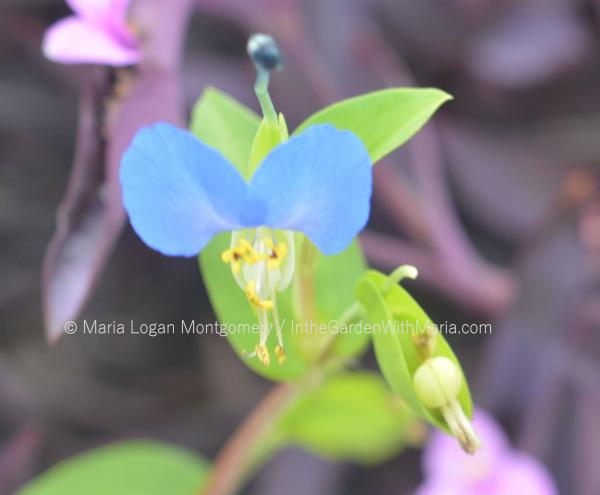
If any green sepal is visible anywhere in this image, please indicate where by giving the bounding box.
[356,270,473,434]
[246,113,287,179]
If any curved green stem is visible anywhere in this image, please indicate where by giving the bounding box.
[202,383,295,495]
[293,238,320,322]
[201,299,363,495]
[254,70,278,125]
[314,302,364,364]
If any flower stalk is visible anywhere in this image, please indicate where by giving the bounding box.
[247,33,282,126]
[202,384,294,495]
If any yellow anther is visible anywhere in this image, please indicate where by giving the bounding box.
[237,238,261,264]
[255,343,270,366]
[221,248,242,273]
[238,238,252,250]
[274,345,286,364]
[265,239,287,270]
[221,238,264,273]
[244,281,274,310]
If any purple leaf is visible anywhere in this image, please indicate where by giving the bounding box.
[42,71,111,343]
[0,426,41,494]
[43,69,182,343]
[42,0,190,342]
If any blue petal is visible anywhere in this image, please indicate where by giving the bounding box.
[249,124,372,254]
[120,123,248,256]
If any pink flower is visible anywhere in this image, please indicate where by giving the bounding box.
[42,0,141,66]
[416,409,558,495]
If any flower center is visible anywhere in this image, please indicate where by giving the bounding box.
[221,227,294,366]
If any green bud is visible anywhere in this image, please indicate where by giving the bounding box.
[413,357,462,408]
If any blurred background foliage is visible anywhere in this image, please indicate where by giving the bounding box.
[1,0,599,493]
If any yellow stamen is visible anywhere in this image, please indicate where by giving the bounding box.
[238,238,261,264]
[245,281,274,310]
[271,301,286,365]
[221,249,234,263]
[255,343,270,366]
[221,249,242,273]
[265,239,287,270]
[221,238,263,273]
[223,231,294,368]
[274,345,286,364]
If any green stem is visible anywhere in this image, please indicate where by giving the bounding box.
[382,264,418,293]
[202,298,363,495]
[315,302,364,365]
[254,70,278,125]
[202,384,295,495]
[293,239,320,322]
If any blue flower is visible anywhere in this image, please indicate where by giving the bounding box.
[120,122,372,365]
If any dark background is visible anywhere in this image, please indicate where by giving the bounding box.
[1,0,600,493]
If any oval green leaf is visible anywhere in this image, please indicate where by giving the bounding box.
[278,372,416,464]
[200,235,369,381]
[190,86,260,174]
[295,88,452,164]
[19,440,210,495]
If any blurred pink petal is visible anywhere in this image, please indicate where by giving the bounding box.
[66,0,114,19]
[43,16,140,66]
[66,0,132,35]
[423,410,508,484]
[43,0,139,66]
[104,0,133,31]
[415,480,462,495]
[417,409,558,495]
[491,454,558,495]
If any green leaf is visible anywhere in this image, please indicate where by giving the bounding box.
[356,270,473,434]
[190,86,260,174]
[199,233,308,381]
[18,440,210,495]
[278,372,416,464]
[247,120,279,178]
[312,240,369,359]
[199,236,369,381]
[295,88,452,164]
